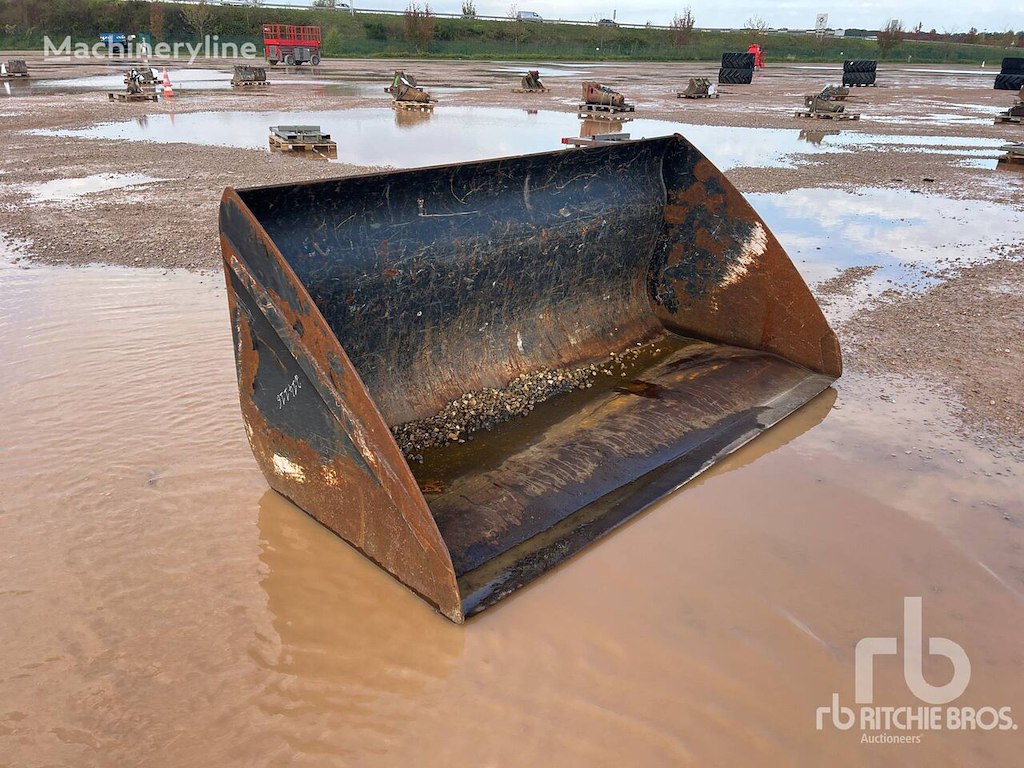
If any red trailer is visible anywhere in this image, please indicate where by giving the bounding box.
[262,24,322,66]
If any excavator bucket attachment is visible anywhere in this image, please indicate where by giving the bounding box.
[5,59,29,76]
[583,81,628,107]
[805,93,845,113]
[519,70,547,91]
[679,77,714,98]
[386,70,432,103]
[232,65,267,86]
[220,135,841,623]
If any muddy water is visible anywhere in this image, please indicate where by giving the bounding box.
[2,244,1023,766]
[34,67,234,92]
[34,106,1006,171]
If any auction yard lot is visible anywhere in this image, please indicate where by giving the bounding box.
[1,55,1022,767]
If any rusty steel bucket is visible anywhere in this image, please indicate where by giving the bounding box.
[220,135,842,623]
[583,81,626,107]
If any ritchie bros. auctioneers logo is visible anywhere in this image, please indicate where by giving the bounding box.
[817,597,1017,744]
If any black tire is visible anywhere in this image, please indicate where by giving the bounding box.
[1000,57,1024,74]
[310,53,321,66]
[842,71,876,86]
[994,73,1024,90]
[284,54,295,66]
[721,52,755,69]
[843,59,877,73]
[718,67,753,84]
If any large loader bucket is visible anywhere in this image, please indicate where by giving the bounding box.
[220,135,841,623]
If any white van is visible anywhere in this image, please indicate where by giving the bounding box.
[516,10,544,22]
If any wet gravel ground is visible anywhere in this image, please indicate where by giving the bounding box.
[392,343,653,457]
[842,253,1024,457]
[1,52,1021,453]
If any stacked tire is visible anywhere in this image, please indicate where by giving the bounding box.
[842,60,876,87]
[994,58,1024,90]
[719,52,755,85]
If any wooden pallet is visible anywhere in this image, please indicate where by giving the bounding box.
[512,87,550,93]
[108,91,159,102]
[0,72,29,78]
[994,114,1023,124]
[794,110,860,121]
[268,135,337,153]
[577,102,635,115]
[998,154,1024,166]
[677,92,718,99]
[231,81,269,88]
[392,100,434,112]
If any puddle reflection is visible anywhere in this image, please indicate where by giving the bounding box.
[33,106,1006,172]
[751,187,1024,319]
[255,490,463,730]
[393,106,432,129]
[2,78,33,97]
[798,128,839,145]
[36,67,232,91]
[579,117,629,137]
[19,172,166,202]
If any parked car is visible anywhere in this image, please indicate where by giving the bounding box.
[597,18,617,27]
[516,10,543,23]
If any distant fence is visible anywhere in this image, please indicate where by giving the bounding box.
[149,0,831,35]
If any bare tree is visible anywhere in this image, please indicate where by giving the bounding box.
[462,0,477,18]
[939,26,958,59]
[877,19,905,55]
[404,3,435,52]
[669,7,695,46]
[312,0,338,7]
[506,4,526,49]
[744,15,769,37]
[181,0,215,38]
[149,2,166,42]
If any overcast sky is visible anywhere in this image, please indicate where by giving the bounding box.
[314,1,1023,32]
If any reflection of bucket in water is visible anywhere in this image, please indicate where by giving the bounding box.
[253,489,464,731]
[686,386,837,483]
[2,77,31,97]
[580,117,626,138]
[268,142,339,160]
[394,106,432,128]
[798,128,840,146]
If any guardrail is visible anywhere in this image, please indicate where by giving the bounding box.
[157,0,828,35]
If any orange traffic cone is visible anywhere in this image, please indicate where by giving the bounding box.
[161,67,173,97]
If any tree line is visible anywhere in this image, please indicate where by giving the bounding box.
[1,1,1019,62]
